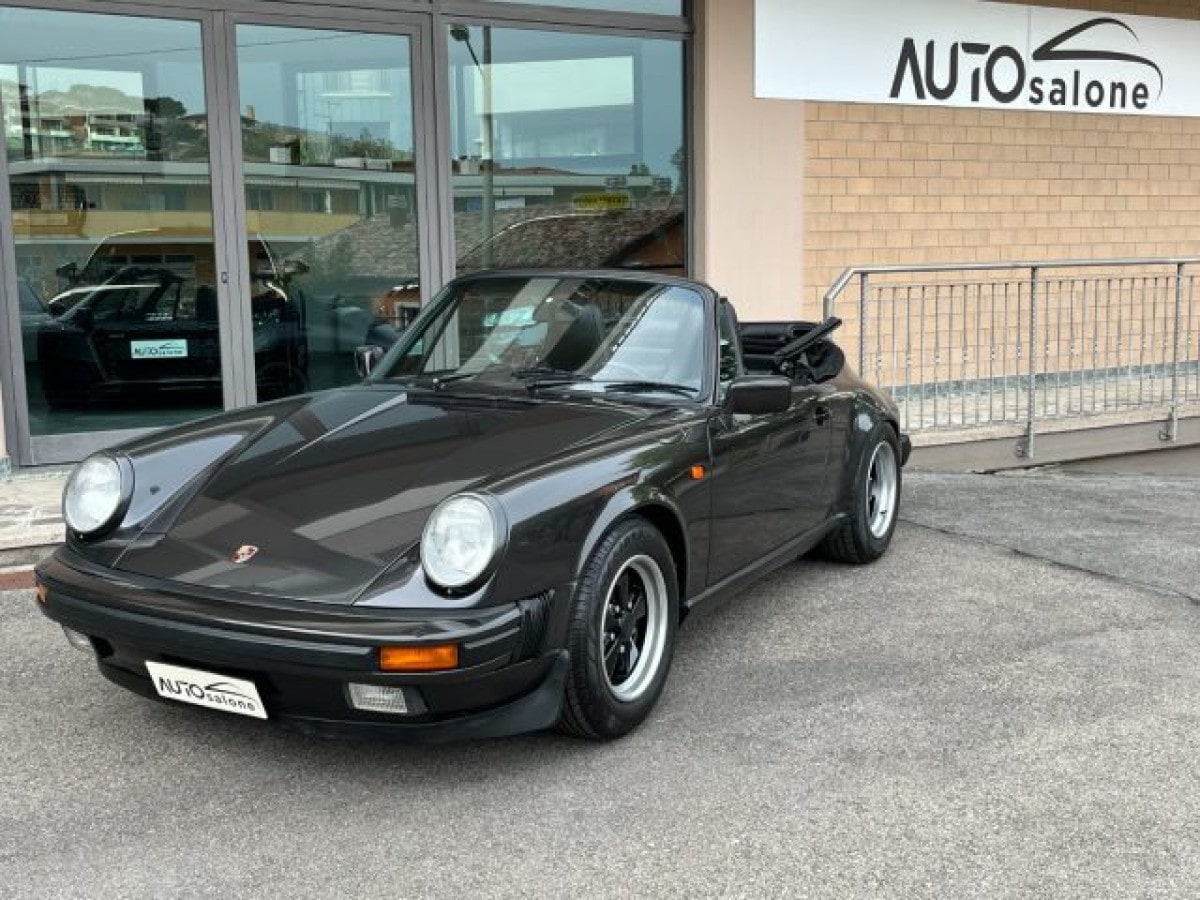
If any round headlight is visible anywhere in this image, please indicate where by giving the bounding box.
[421,494,504,590]
[63,454,127,536]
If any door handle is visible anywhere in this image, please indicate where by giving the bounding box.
[814,405,831,426]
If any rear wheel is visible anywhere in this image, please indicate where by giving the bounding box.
[820,422,901,564]
[558,518,678,740]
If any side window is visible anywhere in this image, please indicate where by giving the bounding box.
[717,299,743,400]
[144,281,182,322]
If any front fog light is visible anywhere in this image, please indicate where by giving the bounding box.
[62,626,92,653]
[348,683,411,715]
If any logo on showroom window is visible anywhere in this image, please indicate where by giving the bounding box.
[130,339,188,359]
[890,17,1163,112]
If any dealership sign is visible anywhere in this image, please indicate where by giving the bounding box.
[756,0,1196,116]
[131,339,188,359]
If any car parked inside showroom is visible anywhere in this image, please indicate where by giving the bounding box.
[35,270,909,741]
[38,263,307,407]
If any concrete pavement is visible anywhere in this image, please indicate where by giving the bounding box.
[0,468,65,585]
[2,468,1200,898]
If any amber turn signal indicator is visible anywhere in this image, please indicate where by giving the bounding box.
[379,644,459,672]
[690,465,706,481]
[35,581,48,604]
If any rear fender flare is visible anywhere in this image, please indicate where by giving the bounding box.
[834,398,898,512]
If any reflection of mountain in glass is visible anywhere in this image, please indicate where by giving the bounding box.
[1,82,210,162]
[1,81,414,166]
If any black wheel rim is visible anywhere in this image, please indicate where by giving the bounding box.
[601,554,668,702]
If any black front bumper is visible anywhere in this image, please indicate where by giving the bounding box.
[35,551,569,742]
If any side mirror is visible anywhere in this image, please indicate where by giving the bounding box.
[354,344,385,379]
[48,299,67,318]
[727,375,792,415]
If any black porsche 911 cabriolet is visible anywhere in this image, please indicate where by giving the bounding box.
[36,270,909,741]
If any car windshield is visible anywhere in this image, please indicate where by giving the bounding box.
[82,269,187,323]
[376,275,708,399]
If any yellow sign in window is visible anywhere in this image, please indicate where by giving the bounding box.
[572,192,632,211]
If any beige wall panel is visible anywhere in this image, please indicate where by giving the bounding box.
[695,0,807,320]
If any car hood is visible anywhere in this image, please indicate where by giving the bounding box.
[115,386,660,603]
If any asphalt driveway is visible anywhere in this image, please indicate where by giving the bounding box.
[2,468,1199,899]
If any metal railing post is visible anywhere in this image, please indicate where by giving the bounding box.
[1161,262,1183,442]
[1018,265,1039,459]
[858,272,869,375]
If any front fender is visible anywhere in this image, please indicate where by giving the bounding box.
[573,483,697,606]
[487,427,710,622]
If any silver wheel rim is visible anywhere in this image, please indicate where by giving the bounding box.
[601,554,669,703]
[865,441,898,539]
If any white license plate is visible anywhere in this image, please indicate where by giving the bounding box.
[145,661,267,719]
[131,339,188,359]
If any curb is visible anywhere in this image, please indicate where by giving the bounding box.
[0,544,58,574]
[0,566,37,591]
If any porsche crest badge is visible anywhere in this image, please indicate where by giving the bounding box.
[231,545,259,565]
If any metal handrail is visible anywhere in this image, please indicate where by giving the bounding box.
[822,257,1200,319]
[821,257,1200,458]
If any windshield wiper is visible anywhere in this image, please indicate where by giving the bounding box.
[511,365,588,380]
[599,380,698,397]
[426,371,477,388]
[422,364,515,388]
[511,366,593,391]
[422,366,594,392]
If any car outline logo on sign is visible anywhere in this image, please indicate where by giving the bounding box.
[231,544,259,564]
[889,17,1164,112]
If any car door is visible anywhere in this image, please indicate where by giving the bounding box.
[704,305,838,584]
[706,383,837,583]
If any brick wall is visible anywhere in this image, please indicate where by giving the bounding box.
[803,1,1200,317]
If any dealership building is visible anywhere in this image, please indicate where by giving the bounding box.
[1,0,1198,471]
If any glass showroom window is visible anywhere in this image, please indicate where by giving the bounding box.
[2,7,222,438]
[234,25,421,402]
[483,1,682,13]
[446,26,685,276]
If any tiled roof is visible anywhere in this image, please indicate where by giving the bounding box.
[293,197,684,282]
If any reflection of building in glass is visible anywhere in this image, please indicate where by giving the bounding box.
[2,83,147,157]
[449,47,676,179]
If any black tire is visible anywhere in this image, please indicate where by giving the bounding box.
[820,422,902,564]
[558,517,679,740]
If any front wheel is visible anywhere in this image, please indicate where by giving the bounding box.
[820,422,902,564]
[558,518,679,740]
